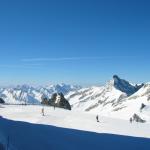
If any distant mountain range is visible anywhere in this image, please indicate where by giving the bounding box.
[0,75,150,122]
[0,84,81,104]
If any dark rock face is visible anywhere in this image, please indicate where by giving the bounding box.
[140,103,146,111]
[113,75,143,96]
[41,93,71,110]
[132,113,146,123]
[0,98,5,104]
[49,93,71,110]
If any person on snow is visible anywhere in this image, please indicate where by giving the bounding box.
[54,104,56,110]
[96,115,99,122]
[129,117,133,123]
[41,107,45,116]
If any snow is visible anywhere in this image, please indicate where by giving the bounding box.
[0,76,150,149]
[0,84,80,104]
[65,76,150,124]
[0,105,150,150]
[1,76,149,123]
[66,86,105,109]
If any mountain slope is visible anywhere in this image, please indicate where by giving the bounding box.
[110,83,150,120]
[1,75,150,122]
[67,75,146,120]
[112,75,143,96]
[0,84,80,104]
[1,106,150,150]
[67,75,137,110]
[0,105,150,138]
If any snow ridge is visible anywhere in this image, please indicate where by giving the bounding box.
[0,84,80,104]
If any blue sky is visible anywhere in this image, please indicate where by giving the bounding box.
[0,0,150,86]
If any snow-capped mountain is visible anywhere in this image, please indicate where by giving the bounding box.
[0,84,81,104]
[1,75,150,122]
[67,75,142,110]
[40,83,81,96]
[111,83,150,120]
[67,75,150,121]
[112,75,143,96]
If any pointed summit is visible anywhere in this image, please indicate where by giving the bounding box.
[112,75,143,96]
[113,75,120,80]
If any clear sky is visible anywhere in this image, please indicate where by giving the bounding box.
[0,0,150,86]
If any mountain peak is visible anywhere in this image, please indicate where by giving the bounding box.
[113,75,120,80]
[111,75,143,96]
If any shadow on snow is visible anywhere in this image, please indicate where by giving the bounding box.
[0,117,150,150]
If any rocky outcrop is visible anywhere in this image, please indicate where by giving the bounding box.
[41,93,71,110]
[140,103,146,112]
[49,93,71,110]
[113,75,144,96]
[132,114,146,123]
[0,98,5,104]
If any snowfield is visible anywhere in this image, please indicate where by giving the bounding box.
[0,76,150,150]
[0,105,150,150]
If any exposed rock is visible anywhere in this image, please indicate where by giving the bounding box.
[147,95,150,101]
[49,93,71,110]
[85,103,99,111]
[0,98,5,104]
[140,103,146,112]
[113,75,143,96]
[132,113,146,123]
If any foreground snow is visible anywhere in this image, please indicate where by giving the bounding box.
[0,105,150,138]
[0,105,150,150]
[1,118,150,150]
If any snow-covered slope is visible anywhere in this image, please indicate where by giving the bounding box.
[0,105,150,150]
[0,105,150,138]
[67,75,149,121]
[67,75,140,111]
[1,75,150,122]
[1,76,150,150]
[0,84,80,104]
[109,83,150,120]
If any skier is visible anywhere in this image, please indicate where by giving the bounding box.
[96,115,99,122]
[41,107,45,116]
[129,117,133,123]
